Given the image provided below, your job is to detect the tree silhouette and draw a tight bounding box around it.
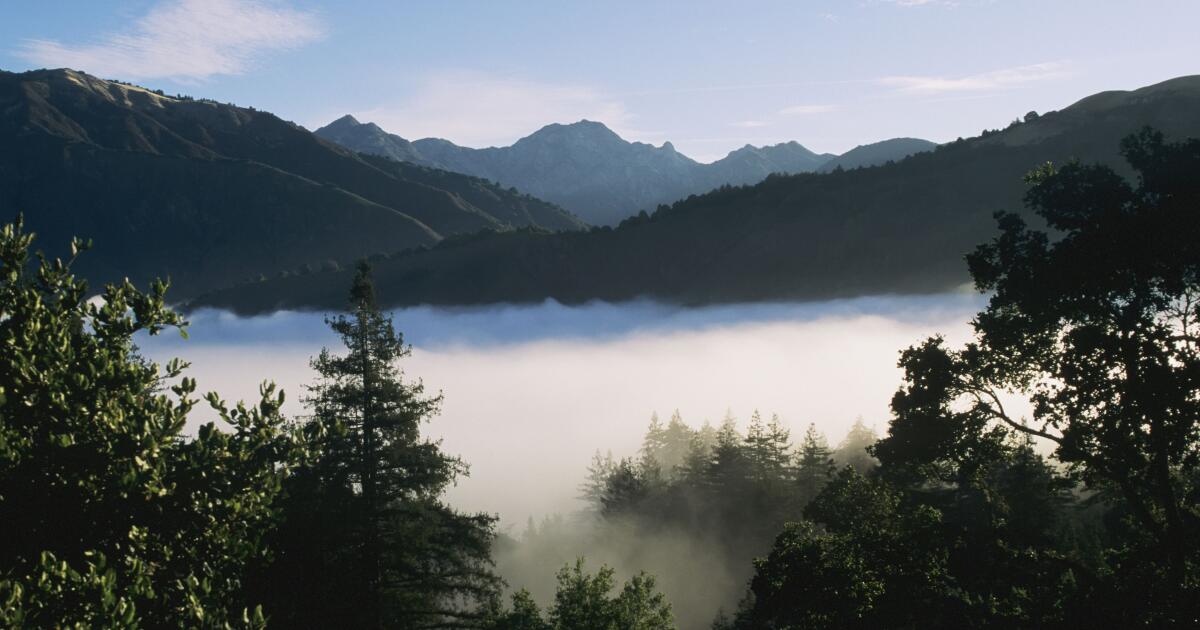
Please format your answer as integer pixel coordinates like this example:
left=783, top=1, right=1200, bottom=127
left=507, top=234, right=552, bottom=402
left=259, top=262, right=499, bottom=628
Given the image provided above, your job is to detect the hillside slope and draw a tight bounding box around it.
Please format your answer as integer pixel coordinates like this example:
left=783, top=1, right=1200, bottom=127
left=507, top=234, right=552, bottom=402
left=197, top=75, right=1200, bottom=313
left=0, top=68, right=583, bottom=297
left=817, top=137, right=937, bottom=172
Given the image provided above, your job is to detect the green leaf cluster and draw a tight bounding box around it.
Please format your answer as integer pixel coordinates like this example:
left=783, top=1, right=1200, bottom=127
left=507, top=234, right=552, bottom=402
left=0, top=218, right=304, bottom=628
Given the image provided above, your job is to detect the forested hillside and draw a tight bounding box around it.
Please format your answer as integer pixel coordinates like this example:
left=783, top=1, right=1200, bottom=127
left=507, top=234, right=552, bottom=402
left=195, top=75, right=1200, bottom=314
left=816, top=137, right=936, bottom=172
left=0, top=68, right=584, bottom=298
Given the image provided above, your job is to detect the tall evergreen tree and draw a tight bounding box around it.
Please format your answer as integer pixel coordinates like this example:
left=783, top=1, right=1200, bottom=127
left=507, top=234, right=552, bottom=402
left=657, top=411, right=696, bottom=477
left=580, top=450, right=617, bottom=509
left=762, top=413, right=794, bottom=479
left=835, top=417, right=879, bottom=474
left=707, top=414, right=750, bottom=495
left=638, top=412, right=666, bottom=471
left=795, top=424, right=836, bottom=503
left=262, top=262, right=499, bottom=629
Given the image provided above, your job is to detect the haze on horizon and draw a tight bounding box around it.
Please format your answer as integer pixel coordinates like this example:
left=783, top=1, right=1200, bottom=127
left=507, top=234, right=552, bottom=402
left=2, top=0, right=1197, bottom=160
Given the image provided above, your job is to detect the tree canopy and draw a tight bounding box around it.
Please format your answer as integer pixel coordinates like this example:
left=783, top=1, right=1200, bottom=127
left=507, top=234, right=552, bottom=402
left=0, top=218, right=305, bottom=628
left=726, top=129, right=1200, bottom=628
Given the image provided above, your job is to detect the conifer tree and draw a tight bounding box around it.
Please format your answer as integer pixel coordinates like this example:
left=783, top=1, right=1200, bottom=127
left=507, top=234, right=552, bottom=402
left=263, top=262, right=499, bottom=628
left=835, top=417, right=879, bottom=474
left=763, top=414, right=793, bottom=479
left=580, top=450, right=617, bottom=509
left=639, top=412, right=667, bottom=471
left=657, top=411, right=696, bottom=477
left=795, top=424, right=836, bottom=503
left=707, top=413, right=749, bottom=494
left=744, top=411, right=770, bottom=480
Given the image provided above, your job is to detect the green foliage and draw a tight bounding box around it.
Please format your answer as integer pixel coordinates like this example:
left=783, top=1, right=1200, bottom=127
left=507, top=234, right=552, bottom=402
left=487, top=559, right=673, bottom=630
left=795, top=423, right=836, bottom=503
left=254, top=261, right=499, bottom=628
left=485, top=589, right=550, bottom=630
left=727, top=130, right=1200, bottom=628
left=0, top=218, right=299, bottom=627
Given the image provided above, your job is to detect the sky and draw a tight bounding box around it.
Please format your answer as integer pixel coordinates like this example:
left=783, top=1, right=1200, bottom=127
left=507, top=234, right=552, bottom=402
left=2, top=0, right=1197, bottom=161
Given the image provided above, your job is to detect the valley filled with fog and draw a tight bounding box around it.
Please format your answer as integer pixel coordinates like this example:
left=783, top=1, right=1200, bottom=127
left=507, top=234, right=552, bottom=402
left=141, top=294, right=983, bottom=527
left=135, top=293, right=986, bottom=626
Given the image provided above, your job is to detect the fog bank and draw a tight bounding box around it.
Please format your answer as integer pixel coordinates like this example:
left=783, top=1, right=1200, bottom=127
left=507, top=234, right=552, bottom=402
left=139, top=294, right=984, bottom=526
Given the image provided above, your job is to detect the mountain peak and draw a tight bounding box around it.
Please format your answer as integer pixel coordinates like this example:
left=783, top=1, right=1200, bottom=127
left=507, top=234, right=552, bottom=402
left=538, top=119, right=617, bottom=136
left=325, top=114, right=362, bottom=129
left=568, top=119, right=610, bottom=129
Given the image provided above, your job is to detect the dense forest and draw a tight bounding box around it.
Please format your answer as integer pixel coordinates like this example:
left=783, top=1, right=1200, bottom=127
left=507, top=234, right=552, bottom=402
left=3, top=128, right=1199, bottom=628
left=494, top=412, right=880, bottom=629
left=193, top=75, right=1200, bottom=314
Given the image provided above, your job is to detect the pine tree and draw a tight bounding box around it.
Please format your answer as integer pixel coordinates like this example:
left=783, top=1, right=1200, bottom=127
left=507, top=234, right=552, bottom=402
left=744, top=410, right=770, bottom=480
left=795, top=423, right=836, bottom=504
left=639, top=412, right=667, bottom=471
left=601, top=458, right=650, bottom=516
left=580, top=450, right=617, bottom=509
left=695, top=419, right=719, bottom=453
left=707, top=412, right=751, bottom=497
left=744, top=411, right=792, bottom=483
left=835, top=416, right=879, bottom=474
left=763, top=413, right=793, bottom=479
left=265, top=262, right=499, bottom=628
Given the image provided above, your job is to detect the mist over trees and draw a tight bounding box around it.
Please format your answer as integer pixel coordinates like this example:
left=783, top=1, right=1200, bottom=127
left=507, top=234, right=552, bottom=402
left=494, top=410, right=880, bottom=629
left=718, top=129, right=1200, bottom=628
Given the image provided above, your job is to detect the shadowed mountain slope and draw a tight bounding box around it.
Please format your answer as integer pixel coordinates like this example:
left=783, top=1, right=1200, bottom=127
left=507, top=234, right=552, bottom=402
left=817, top=137, right=937, bottom=172
left=198, top=75, right=1200, bottom=314
left=0, top=68, right=584, bottom=297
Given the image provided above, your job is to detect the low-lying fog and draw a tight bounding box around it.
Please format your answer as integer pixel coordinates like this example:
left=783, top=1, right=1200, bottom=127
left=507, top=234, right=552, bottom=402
left=143, top=293, right=983, bottom=526
left=140, top=293, right=985, bottom=627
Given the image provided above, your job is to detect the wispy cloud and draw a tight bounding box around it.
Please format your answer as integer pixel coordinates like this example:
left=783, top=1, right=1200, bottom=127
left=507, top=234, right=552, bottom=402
left=778, top=104, right=837, bottom=115
left=879, top=62, right=1069, bottom=95
left=347, top=72, right=638, bottom=148
left=17, top=0, right=323, bottom=81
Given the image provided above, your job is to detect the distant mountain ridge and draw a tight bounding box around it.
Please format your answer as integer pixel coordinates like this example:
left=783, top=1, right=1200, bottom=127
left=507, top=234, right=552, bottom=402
left=817, top=137, right=937, bottom=172
left=199, top=74, right=1200, bottom=313
left=315, top=117, right=930, bottom=225
left=0, top=68, right=584, bottom=298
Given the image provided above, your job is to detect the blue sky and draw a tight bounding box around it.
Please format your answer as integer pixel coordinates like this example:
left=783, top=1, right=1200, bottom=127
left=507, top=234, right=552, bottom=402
left=2, top=0, right=1197, bottom=160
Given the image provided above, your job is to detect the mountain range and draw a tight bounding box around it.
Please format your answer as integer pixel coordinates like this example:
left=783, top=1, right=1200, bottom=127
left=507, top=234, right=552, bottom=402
left=0, top=68, right=584, bottom=298
left=194, top=75, right=1200, bottom=314
left=315, top=117, right=934, bottom=225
